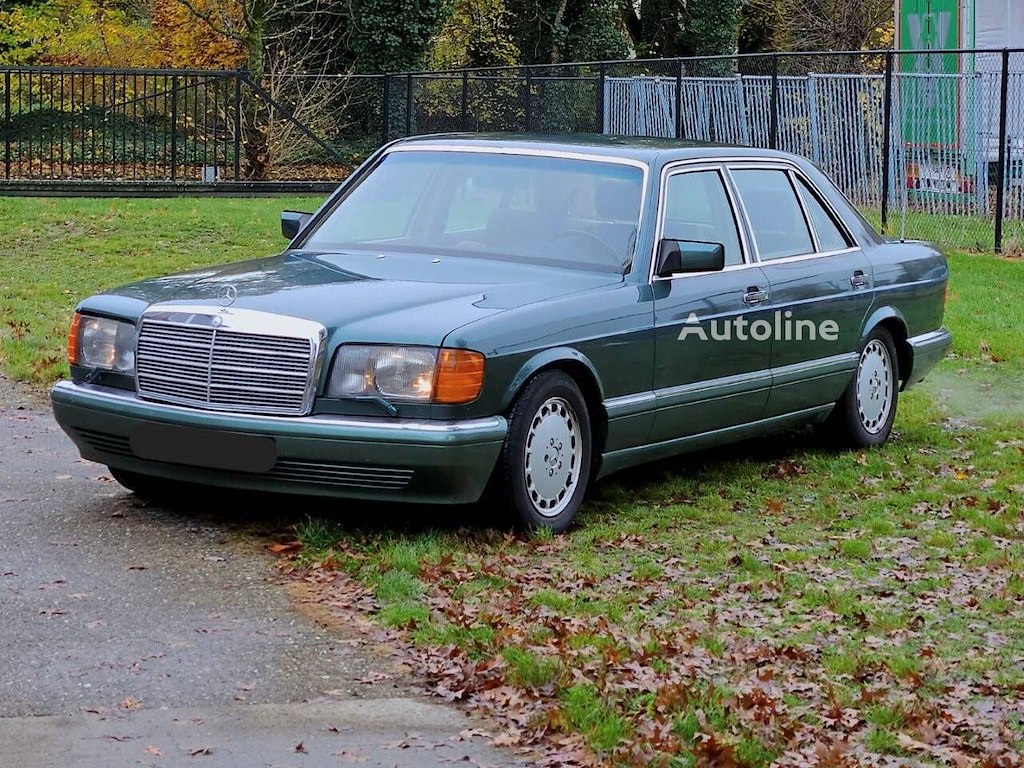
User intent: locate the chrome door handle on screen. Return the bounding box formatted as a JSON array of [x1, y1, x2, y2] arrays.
[[850, 270, 869, 289], [743, 288, 769, 306]]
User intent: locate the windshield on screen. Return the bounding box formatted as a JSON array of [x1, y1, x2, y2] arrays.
[[303, 150, 645, 273]]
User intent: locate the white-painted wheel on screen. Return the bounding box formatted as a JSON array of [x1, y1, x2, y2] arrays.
[[855, 339, 894, 434], [523, 396, 582, 518]]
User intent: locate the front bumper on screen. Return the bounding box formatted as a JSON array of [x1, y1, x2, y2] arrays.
[[51, 381, 507, 504], [904, 327, 952, 388]]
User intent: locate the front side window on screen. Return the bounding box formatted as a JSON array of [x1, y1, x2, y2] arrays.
[[303, 151, 645, 273], [661, 169, 744, 267], [731, 168, 814, 261]]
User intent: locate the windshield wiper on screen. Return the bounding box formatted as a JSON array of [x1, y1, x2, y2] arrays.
[[622, 228, 639, 270]]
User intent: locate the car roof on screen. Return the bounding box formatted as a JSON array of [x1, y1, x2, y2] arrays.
[[392, 133, 800, 164]]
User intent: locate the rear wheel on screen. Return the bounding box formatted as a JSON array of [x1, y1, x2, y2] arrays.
[[496, 371, 592, 533], [822, 326, 899, 448]]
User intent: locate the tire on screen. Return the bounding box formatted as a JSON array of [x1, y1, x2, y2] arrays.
[[821, 326, 900, 449], [109, 467, 194, 504], [496, 371, 593, 533]]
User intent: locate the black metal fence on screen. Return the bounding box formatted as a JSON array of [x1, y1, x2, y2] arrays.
[[3, 50, 1024, 251], [0, 67, 376, 188]]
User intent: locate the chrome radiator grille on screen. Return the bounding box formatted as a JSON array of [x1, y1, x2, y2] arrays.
[[135, 308, 324, 416]]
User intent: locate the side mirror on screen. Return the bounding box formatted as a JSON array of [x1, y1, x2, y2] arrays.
[[655, 239, 726, 277], [281, 210, 313, 241]]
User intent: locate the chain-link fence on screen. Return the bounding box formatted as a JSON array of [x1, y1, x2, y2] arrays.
[[3, 50, 1023, 251], [381, 49, 1024, 252]]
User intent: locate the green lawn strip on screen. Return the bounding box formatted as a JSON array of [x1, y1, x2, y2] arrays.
[[860, 208, 1015, 254], [0, 195, 325, 383]]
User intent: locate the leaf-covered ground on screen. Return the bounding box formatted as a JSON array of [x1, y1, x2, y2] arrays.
[[284, 386, 1024, 767], [281, 252, 1024, 767]]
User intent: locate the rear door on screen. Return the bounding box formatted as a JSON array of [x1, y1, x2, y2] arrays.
[[650, 164, 774, 443], [727, 164, 873, 417]]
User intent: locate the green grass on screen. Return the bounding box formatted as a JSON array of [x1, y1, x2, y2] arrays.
[[0, 195, 324, 383], [862, 207, 1024, 255], [4, 196, 1024, 765]]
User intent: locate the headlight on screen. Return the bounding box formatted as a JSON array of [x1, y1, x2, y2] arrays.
[[327, 345, 484, 404], [68, 313, 136, 373]]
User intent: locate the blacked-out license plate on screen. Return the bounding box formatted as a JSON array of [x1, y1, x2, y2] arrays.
[[130, 423, 277, 473]]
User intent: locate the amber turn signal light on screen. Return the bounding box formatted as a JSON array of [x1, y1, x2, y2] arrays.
[[433, 349, 485, 404], [67, 312, 82, 366]]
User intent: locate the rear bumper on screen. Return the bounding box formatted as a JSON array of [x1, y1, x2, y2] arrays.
[[51, 381, 507, 504], [904, 327, 952, 388]]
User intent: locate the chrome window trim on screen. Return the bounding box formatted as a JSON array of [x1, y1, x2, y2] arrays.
[[723, 159, 859, 257], [791, 172, 857, 252], [649, 162, 756, 283], [344, 144, 650, 274], [725, 163, 818, 263], [789, 169, 822, 253], [751, 246, 862, 266]]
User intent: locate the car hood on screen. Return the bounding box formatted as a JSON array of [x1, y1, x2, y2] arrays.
[[81, 249, 623, 346]]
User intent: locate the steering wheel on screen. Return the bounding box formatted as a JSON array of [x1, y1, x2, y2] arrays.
[[552, 229, 621, 265]]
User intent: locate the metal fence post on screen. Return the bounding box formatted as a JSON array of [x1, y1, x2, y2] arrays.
[[461, 70, 468, 131], [994, 49, 1010, 253], [524, 68, 532, 131], [170, 74, 178, 181], [675, 59, 683, 139], [4, 70, 10, 180], [381, 75, 390, 144], [596, 64, 606, 133], [880, 50, 894, 234], [233, 72, 242, 181], [405, 74, 413, 136], [769, 54, 779, 149]]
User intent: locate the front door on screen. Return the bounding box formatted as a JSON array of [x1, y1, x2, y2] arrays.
[[650, 166, 774, 444]]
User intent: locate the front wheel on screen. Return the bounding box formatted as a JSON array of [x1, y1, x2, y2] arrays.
[[822, 326, 899, 448], [496, 371, 593, 533], [109, 467, 195, 504]]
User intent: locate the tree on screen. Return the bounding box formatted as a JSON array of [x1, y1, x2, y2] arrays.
[[150, 0, 245, 69], [739, 0, 894, 54], [505, 0, 628, 64], [621, 0, 743, 59], [430, 0, 520, 70], [0, 1, 58, 64], [0, 0, 155, 66], [348, 0, 450, 73]]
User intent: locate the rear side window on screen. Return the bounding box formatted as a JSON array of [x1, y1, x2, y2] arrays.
[[731, 169, 813, 261], [796, 176, 852, 252]]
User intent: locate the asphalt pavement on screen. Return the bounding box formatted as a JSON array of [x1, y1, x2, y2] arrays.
[[0, 377, 519, 768]]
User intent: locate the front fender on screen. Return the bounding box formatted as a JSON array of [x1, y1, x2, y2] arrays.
[[499, 347, 605, 411]]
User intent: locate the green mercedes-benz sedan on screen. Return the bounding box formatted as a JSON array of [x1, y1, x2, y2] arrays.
[[52, 135, 951, 531]]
